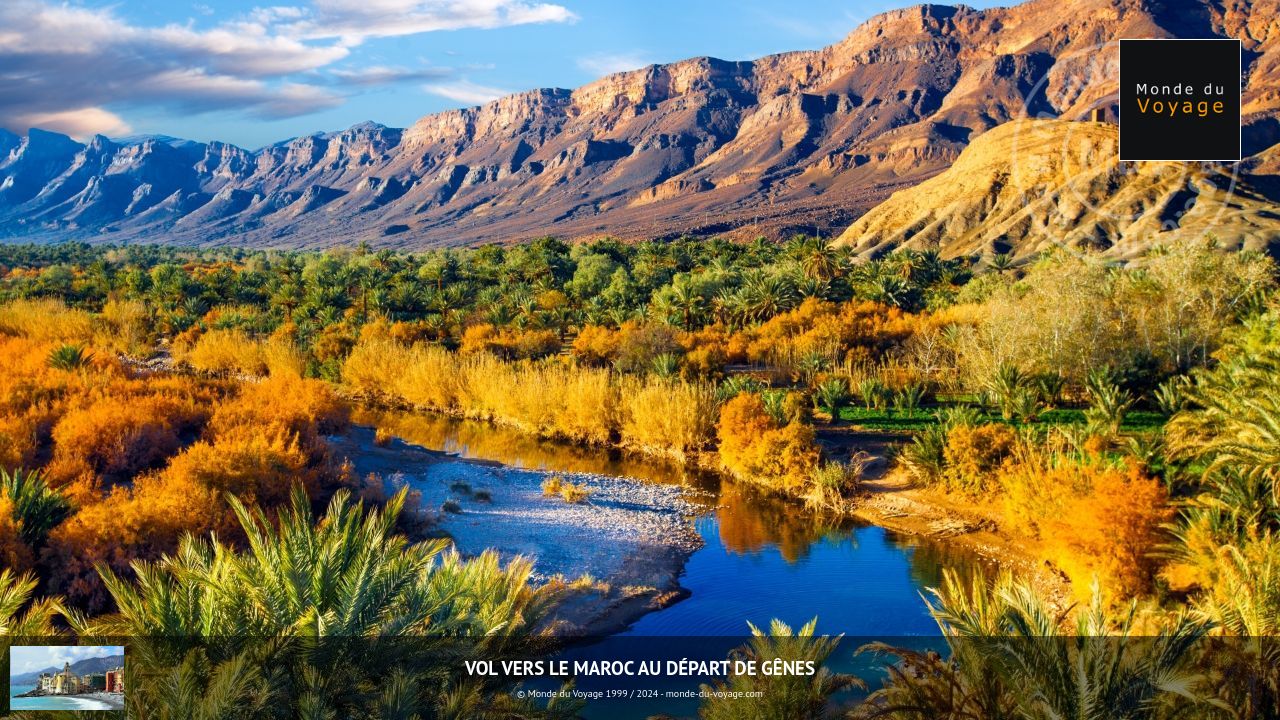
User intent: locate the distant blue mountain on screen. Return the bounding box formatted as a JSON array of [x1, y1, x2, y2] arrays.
[[10, 654, 124, 686]]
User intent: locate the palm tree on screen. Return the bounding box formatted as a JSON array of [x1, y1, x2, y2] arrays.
[[740, 272, 797, 322], [130, 649, 272, 720], [1186, 532, 1280, 719], [90, 487, 567, 719], [813, 377, 849, 423], [701, 618, 860, 720], [988, 252, 1015, 274], [857, 571, 1215, 720], [1084, 367, 1136, 437], [1167, 347, 1280, 501], [46, 343, 93, 371], [797, 236, 841, 283], [1, 468, 71, 547], [0, 568, 62, 638]]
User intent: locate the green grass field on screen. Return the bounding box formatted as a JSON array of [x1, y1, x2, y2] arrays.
[[837, 405, 1168, 433]]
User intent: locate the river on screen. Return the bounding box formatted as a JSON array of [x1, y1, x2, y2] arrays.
[[351, 409, 987, 717]]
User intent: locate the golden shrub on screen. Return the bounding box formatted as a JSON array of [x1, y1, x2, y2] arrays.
[[96, 299, 151, 355], [0, 410, 43, 471], [572, 325, 621, 366], [621, 378, 718, 458], [397, 344, 464, 410], [344, 335, 715, 456], [460, 323, 501, 355], [48, 396, 185, 486], [161, 429, 313, 509], [681, 344, 728, 378], [942, 423, 1018, 493], [210, 376, 349, 454], [541, 475, 564, 496], [512, 329, 561, 360], [46, 475, 217, 612], [998, 461, 1088, 539], [180, 328, 266, 375], [546, 365, 617, 444], [716, 393, 820, 492], [0, 496, 33, 572], [678, 326, 733, 377], [461, 323, 560, 360], [0, 299, 94, 343], [260, 336, 307, 378], [1043, 463, 1173, 600], [42, 374, 345, 612]]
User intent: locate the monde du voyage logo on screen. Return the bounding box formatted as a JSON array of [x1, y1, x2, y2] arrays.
[[1119, 38, 1242, 162]]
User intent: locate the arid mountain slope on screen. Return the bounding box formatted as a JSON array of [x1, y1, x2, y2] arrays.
[[1, 0, 1278, 249], [834, 119, 1280, 259]]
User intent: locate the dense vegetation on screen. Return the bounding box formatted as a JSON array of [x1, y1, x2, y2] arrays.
[[0, 235, 1277, 718]]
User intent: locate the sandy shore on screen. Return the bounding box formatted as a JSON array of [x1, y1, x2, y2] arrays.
[[329, 426, 705, 635], [850, 472, 1073, 611], [817, 425, 1074, 611], [12, 691, 124, 710]]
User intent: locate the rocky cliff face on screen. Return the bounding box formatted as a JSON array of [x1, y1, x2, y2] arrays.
[[834, 119, 1280, 259], [1, 0, 1277, 249]]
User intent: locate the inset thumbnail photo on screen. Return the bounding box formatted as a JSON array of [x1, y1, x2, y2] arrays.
[[8, 646, 124, 712]]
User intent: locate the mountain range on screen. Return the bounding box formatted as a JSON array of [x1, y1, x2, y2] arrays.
[[10, 654, 124, 686], [0, 0, 1278, 252]]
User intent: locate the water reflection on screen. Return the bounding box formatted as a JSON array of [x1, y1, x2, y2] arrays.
[[355, 408, 866, 562], [353, 408, 979, 579], [353, 408, 717, 493], [357, 409, 983, 719], [713, 481, 846, 563]]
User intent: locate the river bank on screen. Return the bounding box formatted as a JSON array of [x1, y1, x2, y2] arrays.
[[817, 424, 1074, 611], [850, 472, 1073, 611]]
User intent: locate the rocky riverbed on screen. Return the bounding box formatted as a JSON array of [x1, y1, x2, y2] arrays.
[[329, 425, 706, 635]]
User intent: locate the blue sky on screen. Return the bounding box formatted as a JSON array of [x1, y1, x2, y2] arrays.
[[0, 0, 1004, 148], [9, 646, 124, 676]]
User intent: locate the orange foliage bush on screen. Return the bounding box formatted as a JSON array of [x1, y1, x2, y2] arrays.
[[45, 474, 216, 612], [161, 430, 313, 512], [43, 376, 348, 612], [717, 393, 820, 493], [461, 323, 560, 360], [0, 304, 355, 612], [1043, 463, 1173, 600], [0, 409, 44, 471], [209, 376, 349, 452], [678, 326, 733, 377], [942, 423, 1018, 493], [572, 325, 621, 366], [738, 299, 921, 369], [460, 323, 501, 354], [47, 396, 188, 486], [0, 496, 33, 572], [179, 327, 264, 375]]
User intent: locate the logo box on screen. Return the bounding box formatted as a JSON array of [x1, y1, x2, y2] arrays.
[[1119, 38, 1241, 162]]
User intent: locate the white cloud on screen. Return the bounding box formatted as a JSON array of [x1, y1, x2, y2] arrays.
[[10, 646, 124, 675], [576, 52, 653, 77], [424, 79, 509, 105], [7, 108, 133, 139], [0, 0, 346, 133], [331, 64, 455, 86], [0, 0, 575, 137], [283, 0, 578, 44]]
